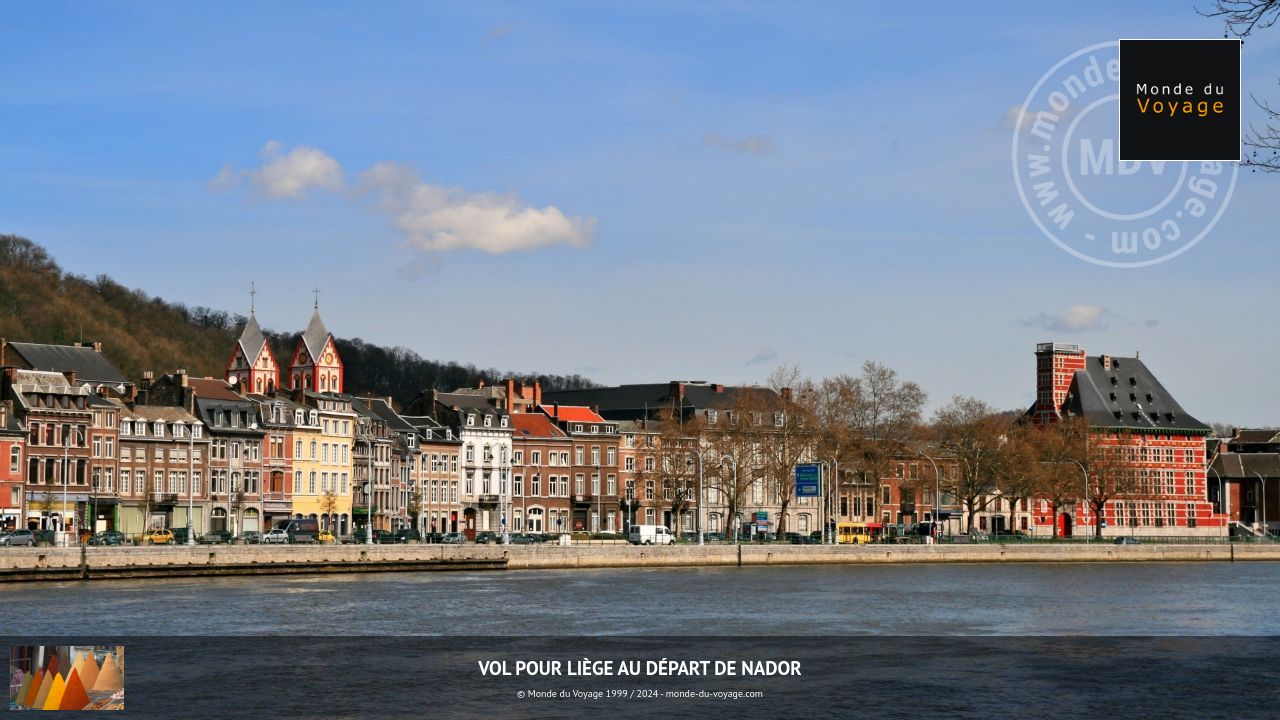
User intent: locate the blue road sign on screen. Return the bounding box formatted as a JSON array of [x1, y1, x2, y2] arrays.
[[795, 463, 821, 497]]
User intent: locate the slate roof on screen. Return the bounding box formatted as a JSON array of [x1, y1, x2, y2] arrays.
[[236, 313, 269, 361], [542, 382, 783, 420], [1059, 355, 1210, 434], [1212, 452, 1280, 479], [352, 396, 415, 432], [6, 342, 129, 386], [435, 392, 508, 416], [300, 308, 331, 361], [1233, 429, 1280, 445]]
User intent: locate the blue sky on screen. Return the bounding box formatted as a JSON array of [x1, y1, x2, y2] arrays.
[[3, 1, 1278, 425]]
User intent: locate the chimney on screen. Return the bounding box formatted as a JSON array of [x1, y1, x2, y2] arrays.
[[505, 379, 516, 414], [93, 341, 103, 353], [177, 369, 188, 387], [669, 381, 685, 404], [63, 370, 78, 385], [1102, 354, 1112, 370], [533, 380, 542, 407], [781, 387, 793, 402], [713, 384, 724, 393], [552, 403, 559, 420]]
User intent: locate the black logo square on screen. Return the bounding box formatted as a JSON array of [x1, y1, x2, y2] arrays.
[[1119, 39, 1241, 161]]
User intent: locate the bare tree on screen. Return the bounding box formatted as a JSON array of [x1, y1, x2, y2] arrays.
[[932, 396, 1004, 533], [1028, 419, 1087, 538], [752, 366, 814, 536], [1077, 427, 1140, 539], [1200, 0, 1280, 170], [704, 394, 764, 543], [838, 362, 928, 522], [990, 422, 1039, 535]]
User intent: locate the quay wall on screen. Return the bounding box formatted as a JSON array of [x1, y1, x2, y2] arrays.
[[1, 542, 1278, 581]]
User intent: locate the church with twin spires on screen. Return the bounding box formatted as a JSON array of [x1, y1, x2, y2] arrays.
[[224, 293, 344, 395]]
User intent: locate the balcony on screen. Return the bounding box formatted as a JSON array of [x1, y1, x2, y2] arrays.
[[478, 494, 500, 506]]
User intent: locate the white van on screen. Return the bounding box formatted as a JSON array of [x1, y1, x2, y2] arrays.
[[629, 524, 676, 546]]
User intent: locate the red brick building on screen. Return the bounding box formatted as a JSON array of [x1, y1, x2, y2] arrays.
[[509, 412, 571, 534], [539, 405, 622, 533], [0, 401, 24, 531], [1029, 342, 1220, 537]]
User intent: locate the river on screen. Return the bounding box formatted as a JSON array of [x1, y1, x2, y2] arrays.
[[3, 562, 1276, 635]]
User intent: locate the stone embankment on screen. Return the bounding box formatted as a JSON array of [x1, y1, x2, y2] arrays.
[[0, 542, 1275, 582]]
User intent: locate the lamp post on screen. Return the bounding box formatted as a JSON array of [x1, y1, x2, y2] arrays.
[[186, 424, 197, 545], [695, 448, 704, 546], [1069, 458, 1089, 543], [62, 425, 85, 546], [921, 452, 941, 543], [91, 475, 98, 542], [1207, 465, 1226, 537], [362, 480, 373, 545], [1252, 471, 1268, 539]]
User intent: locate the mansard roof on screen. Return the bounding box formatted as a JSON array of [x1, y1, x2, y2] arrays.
[[1061, 354, 1210, 434]]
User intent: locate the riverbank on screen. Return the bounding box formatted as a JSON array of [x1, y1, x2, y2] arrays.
[[2, 542, 1278, 581]]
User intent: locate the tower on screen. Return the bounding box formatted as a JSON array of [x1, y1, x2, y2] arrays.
[[226, 284, 280, 394], [289, 294, 343, 393], [1032, 341, 1086, 425]]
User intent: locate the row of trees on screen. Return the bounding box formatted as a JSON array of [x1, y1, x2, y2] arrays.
[[630, 362, 1151, 540]]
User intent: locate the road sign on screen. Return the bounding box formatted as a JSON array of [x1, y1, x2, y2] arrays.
[[795, 463, 821, 497]]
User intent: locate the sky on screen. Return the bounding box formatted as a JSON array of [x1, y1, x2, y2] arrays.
[[2, 1, 1278, 426]]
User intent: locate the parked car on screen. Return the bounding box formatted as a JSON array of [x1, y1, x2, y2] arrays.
[[238, 530, 263, 544], [393, 529, 422, 544], [784, 532, 816, 545], [317, 530, 336, 544], [1114, 536, 1141, 545], [89, 530, 127, 546], [441, 532, 467, 544], [280, 518, 319, 543], [509, 533, 539, 545], [629, 524, 676, 546], [199, 530, 233, 544], [474, 531, 499, 544], [350, 527, 394, 544], [261, 528, 291, 544], [144, 528, 175, 545], [0, 529, 35, 546], [421, 532, 443, 544]]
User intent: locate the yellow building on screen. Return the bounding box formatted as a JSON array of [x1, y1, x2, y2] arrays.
[[290, 393, 356, 535]]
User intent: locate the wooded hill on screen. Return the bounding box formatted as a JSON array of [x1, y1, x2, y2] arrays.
[[0, 234, 597, 404]]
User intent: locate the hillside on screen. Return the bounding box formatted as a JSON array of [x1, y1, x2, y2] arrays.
[[0, 234, 596, 403]]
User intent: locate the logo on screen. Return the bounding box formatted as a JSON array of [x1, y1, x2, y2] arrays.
[[1012, 41, 1237, 268]]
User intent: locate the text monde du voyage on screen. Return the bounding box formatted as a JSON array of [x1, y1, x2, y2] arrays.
[[1134, 82, 1228, 118], [477, 659, 803, 677]]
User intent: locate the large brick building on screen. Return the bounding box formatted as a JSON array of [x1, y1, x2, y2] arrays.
[[0, 400, 25, 531], [1029, 342, 1220, 537]]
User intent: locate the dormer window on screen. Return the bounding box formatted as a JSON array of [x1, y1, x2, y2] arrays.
[[500, 417, 507, 428], [120, 421, 131, 436], [590, 425, 598, 434], [136, 422, 147, 436], [484, 415, 492, 427], [707, 410, 717, 424], [309, 412, 318, 425], [468, 414, 476, 426], [192, 425, 203, 439], [574, 424, 583, 433], [774, 412, 784, 427], [173, 423, 185, 438], [153, 421, 165, 436]]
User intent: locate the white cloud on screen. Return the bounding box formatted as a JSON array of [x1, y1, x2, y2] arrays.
[[358, 162, 596, 254], [209, 140, 344, 200], [703, 131, 776, 155], [1021, 304, 1109, 332], [212, 143, 596, 255]]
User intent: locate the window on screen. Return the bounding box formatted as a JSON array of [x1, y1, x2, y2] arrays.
[[575, 447, 584, 465], [483, 415, 492, 427], [532, 475, 541, 496], [607, 448, 616, 466], [309, 472, 317, 494], [576, 474, 585, 495], [625, 457, 635, 471], [531, 451, 541, 466], [10, 447, 20, 473]]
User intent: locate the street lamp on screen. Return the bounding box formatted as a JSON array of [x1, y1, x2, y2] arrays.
[[921, 452, 941, 543], [91, 474, 98, 543], [1252, 471, 1268, 539], [61, 425, 86, 546], [362, 480, 373, 546], [186, 423, 197, 545]]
